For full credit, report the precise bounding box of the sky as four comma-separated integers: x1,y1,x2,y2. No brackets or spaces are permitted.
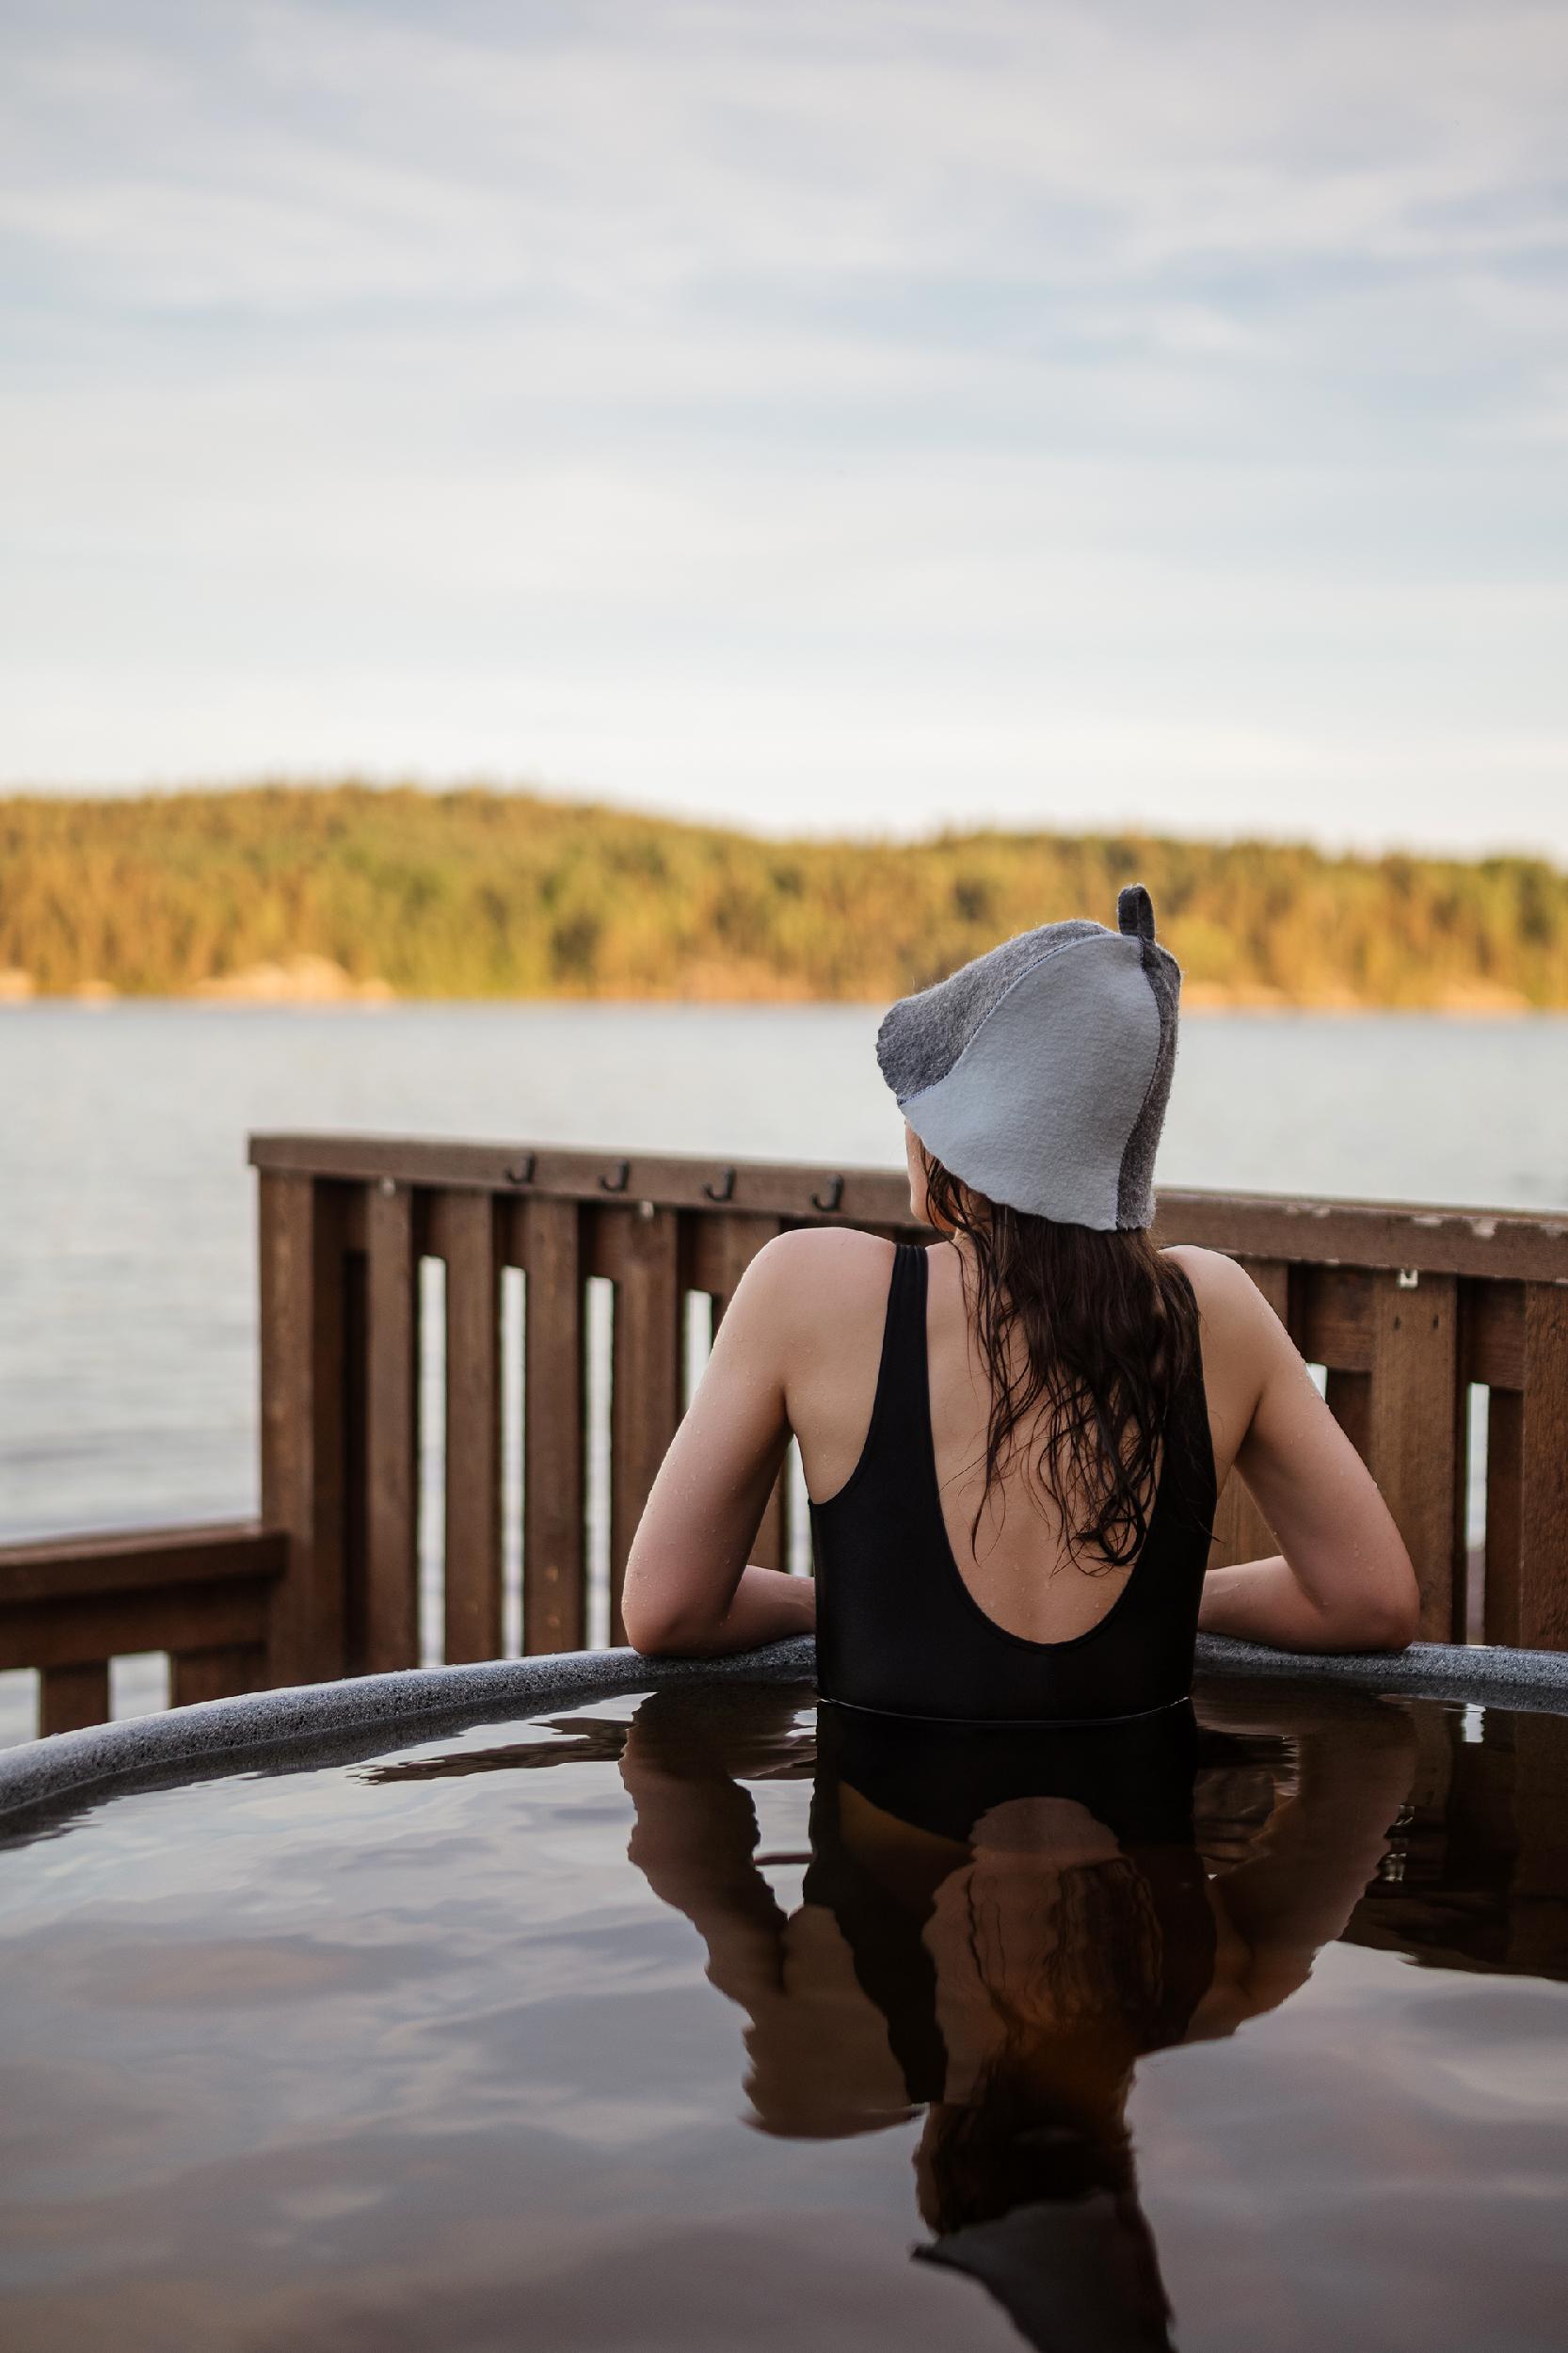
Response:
2,0,1566,857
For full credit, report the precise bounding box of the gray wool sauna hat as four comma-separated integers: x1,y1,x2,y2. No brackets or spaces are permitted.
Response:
876,883,1180,1230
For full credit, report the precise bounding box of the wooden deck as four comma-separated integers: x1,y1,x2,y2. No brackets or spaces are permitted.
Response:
5,1135,1566,1738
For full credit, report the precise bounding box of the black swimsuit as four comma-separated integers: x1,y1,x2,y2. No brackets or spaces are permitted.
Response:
809,1241,1217,1725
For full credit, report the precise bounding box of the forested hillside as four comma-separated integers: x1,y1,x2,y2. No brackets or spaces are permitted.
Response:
2,783,1563,1009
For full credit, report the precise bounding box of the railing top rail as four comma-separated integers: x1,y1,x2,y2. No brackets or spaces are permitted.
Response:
0,1522,285,1608
248,1133,1568,1285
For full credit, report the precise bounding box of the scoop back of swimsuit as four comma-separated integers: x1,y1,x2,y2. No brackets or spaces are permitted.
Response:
808,1241,1217,1725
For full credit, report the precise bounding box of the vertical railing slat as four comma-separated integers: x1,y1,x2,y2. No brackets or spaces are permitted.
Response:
608,1206,682,1641
442,1192,504,1663
520,1196,587,1653
171,1644,265,1706
1483,1386,1523,1646
1361,1270,1462,1642
1451,1284,1480,1641
364,1181,421,1672
259,1171,350,1686
39,1659,110,1737
1516,1285,1568,1650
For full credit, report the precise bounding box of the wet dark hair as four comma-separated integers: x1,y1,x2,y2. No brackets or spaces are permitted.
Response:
916,1140,1202,1571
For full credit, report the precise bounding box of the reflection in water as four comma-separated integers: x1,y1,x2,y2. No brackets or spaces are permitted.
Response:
601,1680,1412,2352
1341,1699,1568,1983
792,1707,1224,2349
0,1678,1545,2353
367,1678,1429,2346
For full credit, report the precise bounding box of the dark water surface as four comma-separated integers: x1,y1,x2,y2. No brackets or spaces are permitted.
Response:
1,1673,1565,2352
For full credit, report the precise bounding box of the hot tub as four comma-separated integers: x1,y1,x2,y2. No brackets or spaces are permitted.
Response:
1,1635,1565,2353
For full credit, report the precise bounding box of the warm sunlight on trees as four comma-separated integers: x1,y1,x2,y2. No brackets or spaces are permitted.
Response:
1,783,1563,1009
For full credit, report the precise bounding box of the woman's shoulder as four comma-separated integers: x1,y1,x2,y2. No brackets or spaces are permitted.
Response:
1159,1242,1283,1410
728,1227,899,1347
1159,1242,1264,1324
751,1225,901,1300
716,1227,900,1368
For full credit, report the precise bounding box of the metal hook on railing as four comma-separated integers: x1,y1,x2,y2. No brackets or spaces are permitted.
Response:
600,1158,632,1193
703,1166,737,1203
504,1154,536,1186
811,1174,845,1214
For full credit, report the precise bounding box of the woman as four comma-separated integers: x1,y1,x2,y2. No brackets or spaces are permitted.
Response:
622,883,1418,1715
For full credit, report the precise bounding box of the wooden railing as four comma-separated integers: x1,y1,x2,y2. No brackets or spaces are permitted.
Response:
4,1134,1567,1739
0,1523,286,1736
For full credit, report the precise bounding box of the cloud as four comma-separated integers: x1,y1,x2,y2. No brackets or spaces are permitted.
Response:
8,2,1567,307
1,0,1565,850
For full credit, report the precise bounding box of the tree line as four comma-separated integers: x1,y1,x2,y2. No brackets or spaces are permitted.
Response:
2,781,1564,1008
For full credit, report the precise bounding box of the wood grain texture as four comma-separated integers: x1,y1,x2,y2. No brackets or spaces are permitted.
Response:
1361,1270,1463,1643
171,1644,266,1706
363,1182,421,1672
1462,1278,1524,1391
608,1207,682,1641
258,1173,349,1685
249,1137,1568,1281
1449,1284,1478,1643
439,1191,504,1664
1517,1284,1568,1650
1300,1265,1374,1372
520,1195,587,1653
0,1523,283,1606
1484,1385,1524,1646
0,1529,282,1718
0,1582,269,1673
39,1660,111,1737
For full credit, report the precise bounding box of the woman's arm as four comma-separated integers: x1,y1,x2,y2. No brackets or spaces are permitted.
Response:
620,1233,817,1657
618,1692,913,2135
618,1698,795,2008
1190,1251,1421,1653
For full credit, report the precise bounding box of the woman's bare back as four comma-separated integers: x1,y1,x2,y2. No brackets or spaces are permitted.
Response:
782,1229,1251,1645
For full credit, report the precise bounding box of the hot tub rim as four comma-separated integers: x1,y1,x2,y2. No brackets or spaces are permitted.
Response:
2,1632,1566,1832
